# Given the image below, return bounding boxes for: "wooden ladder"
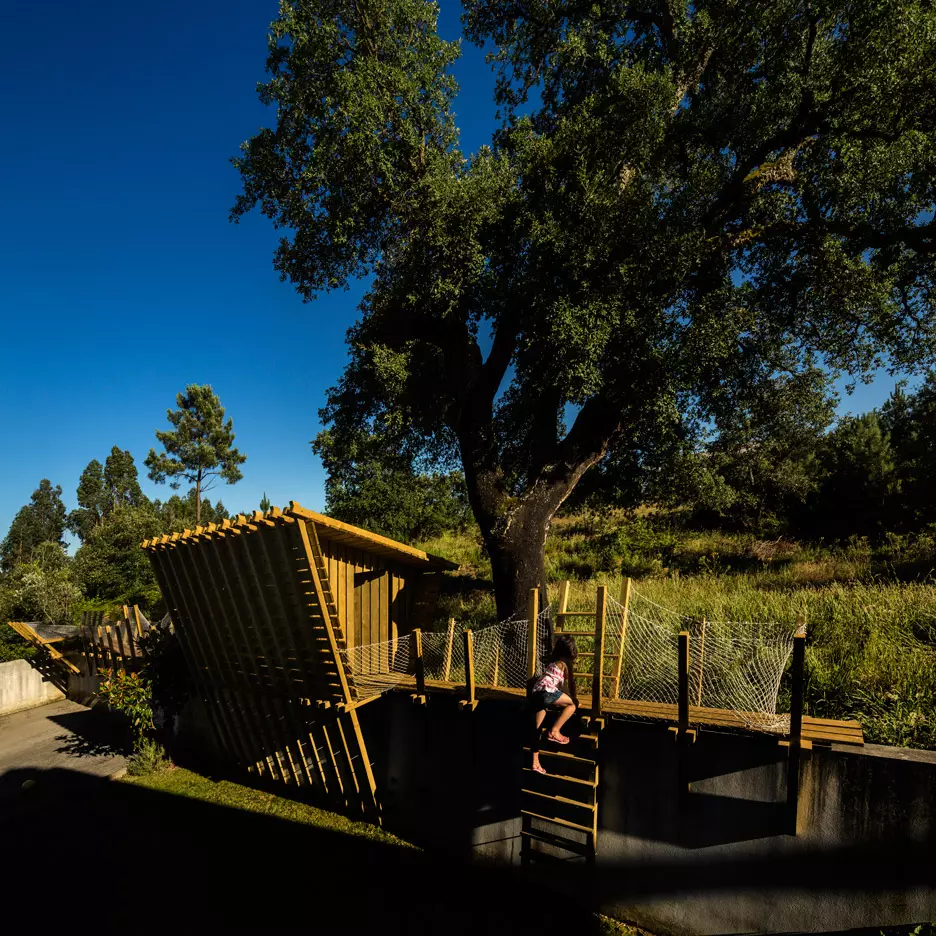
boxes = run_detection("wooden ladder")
[304,520,357,687]
[521,721,602,865]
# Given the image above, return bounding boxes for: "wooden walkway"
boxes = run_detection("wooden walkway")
[380,675,864,746]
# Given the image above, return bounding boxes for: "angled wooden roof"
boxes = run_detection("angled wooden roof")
[286,504,458,570]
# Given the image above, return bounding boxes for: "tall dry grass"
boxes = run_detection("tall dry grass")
[420,520,936,750]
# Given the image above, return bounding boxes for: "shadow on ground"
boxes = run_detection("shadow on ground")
[0,766,603,936]
[48,707,132,759]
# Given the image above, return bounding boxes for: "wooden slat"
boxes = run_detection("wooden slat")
[210,525,311,786]
[527,588,539,679]
[592,586,607,717]
[296,520,353,705]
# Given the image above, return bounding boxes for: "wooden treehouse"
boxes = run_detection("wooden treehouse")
[140,502,456,819]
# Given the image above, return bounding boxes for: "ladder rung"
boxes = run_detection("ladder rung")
[558,611,595,618]
[522,788,596,810]
[522,747,595,766]
[522,810,595,835]
[522,768,597,788]
[521,828,593,856]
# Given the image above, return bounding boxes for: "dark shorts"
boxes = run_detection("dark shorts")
[527,688,563,711]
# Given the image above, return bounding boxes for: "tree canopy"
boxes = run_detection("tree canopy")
[248,0,934,611]
[0,479,67,573]
[145,384,246,525]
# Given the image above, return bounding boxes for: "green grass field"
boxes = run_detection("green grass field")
[419,513,936,751]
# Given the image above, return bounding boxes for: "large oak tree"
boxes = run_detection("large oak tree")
[235,0,936,618]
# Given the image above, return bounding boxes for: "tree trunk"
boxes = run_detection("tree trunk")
[195,473,202,525]
[481,503,553,624]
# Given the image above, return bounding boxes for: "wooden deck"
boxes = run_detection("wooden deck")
[7,621,81,675]
[380,676,864,746]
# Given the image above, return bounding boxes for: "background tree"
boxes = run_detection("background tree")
[103,446,146,513]
[315,431,473,543]
[68,447,149,542]
[668,370,835,532]
[807,412,899,538]
[152,491,230,533]
[73,505,162,609]
[145,384,246,525]
[881,376,936,529]
[67,460,107,541]
[235,0,936,617]
[0,480,67,572]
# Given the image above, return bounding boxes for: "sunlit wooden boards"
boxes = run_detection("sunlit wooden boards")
[140,502,454,818]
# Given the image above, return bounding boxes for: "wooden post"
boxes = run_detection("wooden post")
[527,588,539,679]
[678,631,690,735]
[411,628,426,703]
[492,643,500,687]
[611,577,632,701]
[591,586,607,717]
[677,629,692,804]
[443,618,455,682]
[556,580,571,633]
[696,618,707,707]
[460,629,477,711]
[787,614,807,831]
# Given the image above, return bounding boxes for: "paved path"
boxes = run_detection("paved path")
[0,699,128,803]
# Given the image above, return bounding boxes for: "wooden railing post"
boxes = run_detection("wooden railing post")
[611,577,632,701]
[676,629,693,804]
[786,614,807,831]
[460,629,477,711]
[678,630,690,736]
[556,580,571,633]
[591,585,607,717]
[411,628,426,704]
[527,588,540,679]
[443,618,455,682]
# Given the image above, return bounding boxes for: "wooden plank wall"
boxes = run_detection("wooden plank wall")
[319,538,414,651]
[141,511,380,819]
[80,609,149,677]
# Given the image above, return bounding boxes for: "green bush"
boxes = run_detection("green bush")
[127,737,170,776]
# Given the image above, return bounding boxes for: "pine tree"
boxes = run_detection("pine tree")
[145,385,246,525]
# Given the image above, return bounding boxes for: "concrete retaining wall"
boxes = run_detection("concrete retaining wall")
[365,694,936,934]
[0,658,66,716]
[164,690,936,933]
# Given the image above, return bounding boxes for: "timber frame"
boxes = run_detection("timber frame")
[141,502,453,819]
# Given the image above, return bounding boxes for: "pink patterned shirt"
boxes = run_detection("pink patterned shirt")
[533,661,566,694]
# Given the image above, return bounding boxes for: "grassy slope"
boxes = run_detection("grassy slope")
[418,513,936,750]
[127,767,413,846]
[126,768,643,935]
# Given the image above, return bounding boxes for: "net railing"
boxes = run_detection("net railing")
[612,589,795,732]
[339,590,796,733]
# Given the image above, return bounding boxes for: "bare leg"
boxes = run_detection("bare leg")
[547,693,576,741]
[532,709,547,770]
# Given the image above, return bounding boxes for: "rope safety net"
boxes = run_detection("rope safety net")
[340,589,796,733]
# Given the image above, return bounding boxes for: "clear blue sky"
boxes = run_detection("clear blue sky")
[0,0,900,545]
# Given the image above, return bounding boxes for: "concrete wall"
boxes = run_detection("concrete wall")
[163,689,936,932]
[366,694,936,934]
[0,658,66,716]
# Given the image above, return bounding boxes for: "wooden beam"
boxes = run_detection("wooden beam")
[527,588,539,679]
[556,580,571,632]
[443,618,455,682]
[297,519,353,706]
[678,630,690,736]
[611,577,632,701]
[460,629,477,711]
[591,586,607,717]
[411,628,426,703]
[787,614,807,833]
[696,618,707,707]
